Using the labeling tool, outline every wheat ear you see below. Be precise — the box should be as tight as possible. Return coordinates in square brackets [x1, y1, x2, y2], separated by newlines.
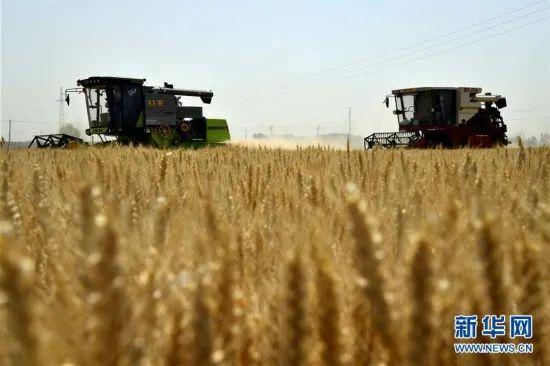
[0, 237, 38, 366]
[281, 250, 308, 366]
[84, 217, 127, 366]
[346, 183, 401, 365]
[409, 238, 435, 366]
[313, 248, 342, 366]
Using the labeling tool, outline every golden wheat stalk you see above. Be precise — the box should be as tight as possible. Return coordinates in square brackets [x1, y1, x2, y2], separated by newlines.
[0, 145, 547, 366]
[0, 237, 38, 366]
[346, 183, 401, 365]
[409, 238, 435, 366]
[521, 239, 549, 365]
[83, 217, 128, 366]
[192, 274, 214, 366]
[164, 304, 185, 366]
[281, 250, 308, 366]
[477, 216, 509, 315]
[351, 288, 372, 366]
[313, 247, 342, 366]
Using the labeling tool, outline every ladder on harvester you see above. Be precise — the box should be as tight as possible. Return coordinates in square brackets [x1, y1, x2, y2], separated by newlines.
[28, 134, 84, 148]
[364, 131, 422, 149]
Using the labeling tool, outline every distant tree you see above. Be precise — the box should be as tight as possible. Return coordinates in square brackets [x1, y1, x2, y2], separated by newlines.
[252, 133, 268, 139]
[525, 136, 538, 147]
[59, 123, 81, 138]
[512, 134, 550, 147]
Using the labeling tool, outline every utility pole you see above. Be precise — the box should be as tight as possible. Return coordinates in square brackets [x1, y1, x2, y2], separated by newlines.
[244, 129, 248, 141]
[269, 125, 274, 138]
[7, 119, 12, 151]
[347, 106, 352, 150]
[316, 124, 320, 137]
[56, 87, 65, 132]
[347, 106, 352, 138]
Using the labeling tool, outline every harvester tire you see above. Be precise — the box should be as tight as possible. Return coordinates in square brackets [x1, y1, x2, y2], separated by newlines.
[158, 124, 172, 138]
[180, 122, 191, 133]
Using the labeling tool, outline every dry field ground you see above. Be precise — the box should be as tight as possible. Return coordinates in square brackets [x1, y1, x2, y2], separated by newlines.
[0, 145, 549, 366]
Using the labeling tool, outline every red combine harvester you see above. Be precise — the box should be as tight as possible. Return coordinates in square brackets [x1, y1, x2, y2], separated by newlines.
[364, 87, 509, 149]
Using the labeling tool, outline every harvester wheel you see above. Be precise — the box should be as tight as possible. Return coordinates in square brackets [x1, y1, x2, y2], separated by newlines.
[180, 122, 191, 133]
[179, 122, 193, 141]
[158, 124, 172, 138]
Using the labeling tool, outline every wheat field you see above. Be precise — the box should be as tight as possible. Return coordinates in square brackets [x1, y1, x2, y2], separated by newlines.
[0, 145, 549, 366]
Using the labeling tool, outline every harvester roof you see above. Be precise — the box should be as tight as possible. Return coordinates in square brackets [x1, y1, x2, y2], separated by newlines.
[77, 76, 146, 88]
[391, 87, 481, 94]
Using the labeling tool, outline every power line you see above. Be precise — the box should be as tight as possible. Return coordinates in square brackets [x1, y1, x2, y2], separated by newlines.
[315, 7, 547, 84]
[261, 7, 549, 92]
[327, 16, 550, 84]
[232, 14, 549, 101]
[509, 116, 550, 120]
[1, 120, 55, 146]
[509, 109, 550, 112]
[250, 1, 548, 91]
[1, 119, 55, 124]
[253, 16, 549, 96]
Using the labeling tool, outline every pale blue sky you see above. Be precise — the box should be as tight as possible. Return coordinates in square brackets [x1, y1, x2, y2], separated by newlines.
[1, 0, 549, 141]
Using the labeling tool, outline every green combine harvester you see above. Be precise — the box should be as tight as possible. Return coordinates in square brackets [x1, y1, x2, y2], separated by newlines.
[61, 76, 230, 148]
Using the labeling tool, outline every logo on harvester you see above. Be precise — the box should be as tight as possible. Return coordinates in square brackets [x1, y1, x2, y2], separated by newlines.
[453, 315, 533, 354]
[147, 99, 165, 107]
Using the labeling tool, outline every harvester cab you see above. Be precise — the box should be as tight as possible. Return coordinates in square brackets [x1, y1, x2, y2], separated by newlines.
[66, 76, 230, 148]
[365, 87, 509, 149]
